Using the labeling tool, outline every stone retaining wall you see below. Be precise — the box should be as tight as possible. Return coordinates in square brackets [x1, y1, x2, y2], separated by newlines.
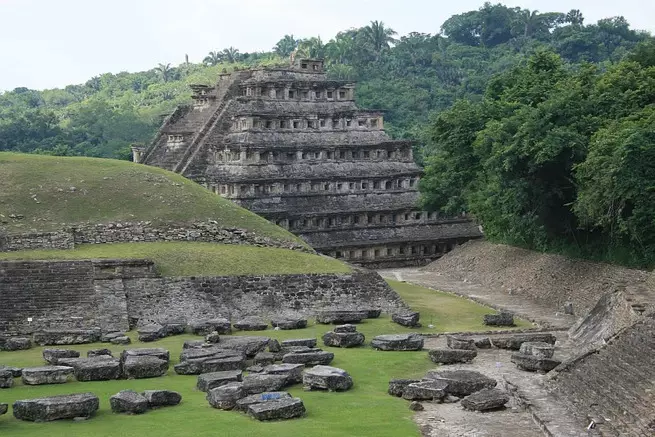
[0, 259, 405, 337]
[0, 221, 309, 253]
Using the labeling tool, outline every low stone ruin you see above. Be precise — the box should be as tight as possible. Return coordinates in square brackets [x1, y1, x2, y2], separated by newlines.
[388, 378, 421, 397]
[483, 312, 515, 327]
[43, 348, 80, 365]
[510, 338, 561, 372]
[519, 341, 555, 358]
[13, 393, 99, 422]
[428, 348, 477, 364]
[322, 324, 365, 348]
[270, 318, 307, 330]
[175, 346, 246, 375]
[281, 338, 317, 348]
[64, 357, 122, 381]
[402, 380, 448, 401]
[303, 365, 353, 391]
[21, 366, 74, 385]
[233, 316, 269, 331]
[33, 328, 101, 346]
[446, 335, 476, 350]
[197, 370, 243, 392]
[110, 389, 182, 414]
[121, 349, 169, 379]
[137, 324, 166, 342]
[142, 390, 182, 407]
[491, 333, 556, 350]
[0, 337, 31, 351]
[189, 318, 232, 335]
[371, 333, 424, 351]
[424, 370, 497, 397]
[282, 348, 334, 366]
[392, 311, 420, 327]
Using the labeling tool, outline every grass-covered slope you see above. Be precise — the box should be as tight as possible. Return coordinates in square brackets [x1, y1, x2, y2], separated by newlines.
[0, 152, 301, 244]
[0, 242, 351, 276]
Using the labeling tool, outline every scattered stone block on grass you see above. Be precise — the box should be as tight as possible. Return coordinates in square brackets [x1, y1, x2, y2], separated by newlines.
[401, 380, 448, 401]
[123, 356, 168, 379]
[205, 332, 221, 343]
[428, 348, 477, 364]
[491, 333, 556, 350]
[121, 348, 170, 364]
[270, 318, 307, 330]
[519, 342, 555, 358]
[334, 324, 357, 333]
[315, 310, 368, 324]
[409, 401, 424, 411]
[388, 378, 421, 397]
[4, 337, 32, 351]
[207, 382, 245, 410]
[110, 336, 131, 345]
[183, 340, 207, 349]
[483, 312, 515, 327]
[461, 388, 509, 411]
[137, 324, 166, 342]
[101, 332, 125, 343]
[175, 347, 245, 375]
[268, 339, 281, 352]
[87, 349, 113, 358]
[33, 328, 101, 346]
[13, 393, 99, 422]
[371, 334, 424, 351]
[162, 321, 186, 336]
[322, 331, 365, 348]
[247, 397, 305, 421]
[43, 349, 80, 365]
[236, 392, 291, 412]
[282, 349, 334, 366]
[303, 365, 353, 391]
[72, 357, 121, 381]
[197, 370, 243, 392]
[242, 373, 289, 394]
[253, 352, 276, 366]
[0, 369, 13, 388]
[143, 390, 182, 407]
[510, 354, 561, 372]
[262, 363, 305, 385]
[233, 316, 268, 331]
[281, 338, 317, 348]
[365, 308, 382, 319]
[217, 336, 270, 357]
[22, 366, 74, 385]
[392, 312, 420, 327]
[110, 390, 149, 414]
[424, 370, 497, 397]
[446, 335, 476, 350]
[188, 318, 231, 335]
[474, 337, 492, 349]
[0, 403, 7, 415]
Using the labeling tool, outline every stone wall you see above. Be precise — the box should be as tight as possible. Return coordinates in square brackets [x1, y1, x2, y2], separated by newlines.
[0, 259, 406, 337]
[0, 221, 309, 253]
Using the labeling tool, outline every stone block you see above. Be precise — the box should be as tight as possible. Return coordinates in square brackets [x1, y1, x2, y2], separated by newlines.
[333, 324, 357, 333]
[110, 336, 131, 345]
[270, 318, 307, 330]
[281, 338, 317, 348]
[33, 329, 101, 346]
[428, 348, 477, 364]
[253, 352, 276, 366]
[205, 332, 221, 343]
[322, 331, 365, 348]
[519, 342, 555, 358]
[242, 373, 289, 394]
[461, 388, 509, 411]
[121, 348, 170, 364]
[162, 322, 186, 336]
[233, 316, 268, 331]
[392, 312, 420, 327]
[87, 349, 113, 358]
[236, 392, 291, 412]
[491, 333, 556, 350]
[188, 318, 231, 335]
[0, 369, 13, 388]
[446, 335, 476, 350]
[282, 349, 334, 366]
[402, 380, 448, 401]
[123, 356, 168, 379]
[247, 397, 305, 421]
[0, 403, 7, 415]
[207, 382, 245, 410]
[137, 324, 165, 342]
[197, 370, 243, 392]
[4, 337, 31, 351]
[218, 336, 271, 357]
[13, 393, 99, 422]
[483, 312, 515, 326]
[315, 310, 368, 324]
[365, 308, 382, 319]
[303, 365, 353, 391]
[0, 366, 22, 377]
[142, 390, 182, 407]
[101, 332, 125, 342]
[371, 334, 424, 351]
[262, 363, 305, 385]
[474, 337, 492, 349]
[183, 340, 207, 349]
[43, 349, 80, 365]
[22, 366, 74, 385]
[510, 353, 561, 372]
[72, 358, 121, 381]
[268, 338, 281, 352]
[388, 378, 421, 397]
[424, 370, 497, 397]
[110, 390, 149, 414]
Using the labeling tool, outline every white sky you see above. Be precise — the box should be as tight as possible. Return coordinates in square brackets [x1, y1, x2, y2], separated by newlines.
[1, 0, 653, 91]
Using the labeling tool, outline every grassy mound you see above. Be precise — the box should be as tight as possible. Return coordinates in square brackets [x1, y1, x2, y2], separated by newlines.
[0, 242, 351, 276]
[0, 282, 528, 437]
[0, 152, 301, 244]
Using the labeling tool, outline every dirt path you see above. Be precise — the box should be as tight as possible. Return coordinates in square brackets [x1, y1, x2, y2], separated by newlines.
[379, 267, 577, 330]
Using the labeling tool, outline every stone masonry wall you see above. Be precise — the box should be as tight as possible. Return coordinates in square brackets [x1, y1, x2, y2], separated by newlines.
[0, 221, 309, 253]
[0, 259, 406, 337]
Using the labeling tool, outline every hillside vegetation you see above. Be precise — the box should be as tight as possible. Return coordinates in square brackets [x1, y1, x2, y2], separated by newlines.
[0, 242, 350, 276]
[0, 152, 302, 245]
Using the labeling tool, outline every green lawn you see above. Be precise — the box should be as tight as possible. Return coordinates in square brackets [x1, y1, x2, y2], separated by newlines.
[0, 242, 351, 276]
[0, 152, 303, 245]
[0, 282, 529, 436]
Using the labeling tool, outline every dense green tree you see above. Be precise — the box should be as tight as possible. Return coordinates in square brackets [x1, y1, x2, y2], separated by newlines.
[155, 63, 173, 82]
[274, 35, 298, 57]
[203, 51, 223, 66]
